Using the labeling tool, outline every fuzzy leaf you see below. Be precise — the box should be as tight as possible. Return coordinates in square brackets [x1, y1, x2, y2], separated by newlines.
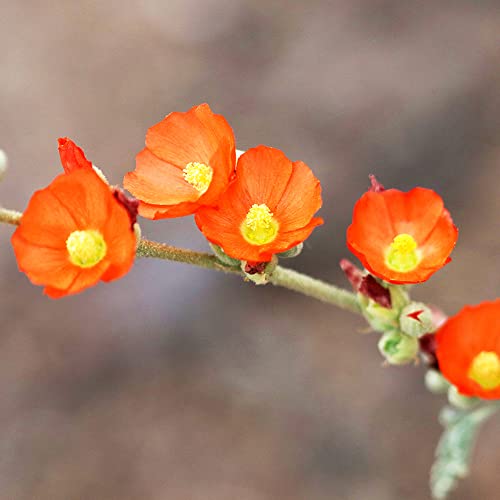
[431, 403, 500, 499]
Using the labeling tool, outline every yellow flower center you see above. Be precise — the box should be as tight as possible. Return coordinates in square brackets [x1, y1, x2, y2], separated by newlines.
[66, 230, 107, 268]
[183, 162, 213, 194]
[241, 204, 279, 246]
[385, 233, 420, 272]
[468, 351, 500, 390]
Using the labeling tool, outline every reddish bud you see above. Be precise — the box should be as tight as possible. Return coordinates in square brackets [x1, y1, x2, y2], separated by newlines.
[359, 275, 392, 308]
[368, 174, 385, 192]
[58, 137, 93, 173]
[340, 258, 364, 289]
[340, 259, 391, 308]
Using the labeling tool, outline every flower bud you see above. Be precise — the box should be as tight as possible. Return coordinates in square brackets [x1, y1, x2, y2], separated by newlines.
[378, 330, 419, 365]
[399, 302, 434, 338]
[360, 285, 410, 332]
[362, 297, 398, 331]
[425, 369, 450, 394]
[429, 304, 447, 329]
[0, 149, 7, 181]
[369, 174, 385, 192]
[389, 285, 411, 311]
[278, 243, 303, 259]
[340, 260, 391, 307]
[447, 385, 479, 410]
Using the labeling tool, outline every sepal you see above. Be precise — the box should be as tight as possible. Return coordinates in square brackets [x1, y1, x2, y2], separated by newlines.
[425, 370, 450, 395]
[447, 386, 479, 411]
[210, 244, 241, 267]
[278, 243, 303, 259]
[360, 285, 410, 332]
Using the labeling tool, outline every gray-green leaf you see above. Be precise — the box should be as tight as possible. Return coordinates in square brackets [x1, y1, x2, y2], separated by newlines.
[430, 402, 500, 499]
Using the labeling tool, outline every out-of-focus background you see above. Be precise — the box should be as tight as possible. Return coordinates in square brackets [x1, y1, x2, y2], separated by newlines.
[1, 1, 499, 499]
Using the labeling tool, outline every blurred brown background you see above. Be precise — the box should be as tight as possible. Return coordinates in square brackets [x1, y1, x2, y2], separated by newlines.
[1, 1, 499, 499]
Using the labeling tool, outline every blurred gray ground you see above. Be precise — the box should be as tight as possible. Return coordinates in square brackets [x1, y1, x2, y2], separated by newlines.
[0, 1, 499, 499]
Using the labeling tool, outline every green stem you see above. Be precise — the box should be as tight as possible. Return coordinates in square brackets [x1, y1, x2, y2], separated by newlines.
[270, 266, 361, 313]
[137, 239, 240, 275]
[136, 240, 361, 313]
[0, 206, 360, 314]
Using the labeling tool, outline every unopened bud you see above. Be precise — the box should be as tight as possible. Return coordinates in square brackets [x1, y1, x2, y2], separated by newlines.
[399, 302, 434, 338]
[429, 305, 448, 330]
[340, 260, 391, 308]
[0, 149, 7, 180]
[360, 285, 410, 332]
[389, 285, 410, 311]
[368, 174, 385, 192]
[447, 386, 478, 410]
[278, 243, 303, 259]
[425, 369, 450, 394]
[378, 331, 419, 365]
[362, 298, 399, 331]
[360, 275, 391, 307]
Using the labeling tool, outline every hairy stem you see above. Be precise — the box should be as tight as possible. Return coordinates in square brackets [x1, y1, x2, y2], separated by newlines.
[0, 207, 360, 314]
[137, 239, 240, 275]
[270, 266, 361, 313]
[0, 208, 21, 225]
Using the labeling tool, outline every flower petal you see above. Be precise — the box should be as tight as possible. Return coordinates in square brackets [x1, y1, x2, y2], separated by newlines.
[347, 187, 457, 284]
[274, 160, 322, 231]
[235, 146, 293, 211]
[13, 182, 77, 248]
[146, 103, 235, 170]
[124, 148, 199, 205]
[196, 146, 323, 262]
[44, 261, 110, 298]
[101, 197, 137, 281]
[11, 233, 78, 289]
[47, 169, 111, 230]
[436, 300, 500, 399]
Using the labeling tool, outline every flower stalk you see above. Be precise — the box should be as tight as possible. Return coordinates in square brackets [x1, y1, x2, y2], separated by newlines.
[0, 206, 360, 314]
[0, 208, 21, 226]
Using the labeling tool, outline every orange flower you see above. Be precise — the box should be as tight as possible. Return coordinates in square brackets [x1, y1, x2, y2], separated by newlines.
[195, 145, 323, 262]
[346, 186, 458, 284]
[58, 137, 93, 173]
[436, 300, 500, 400]
[12, 169, 136, 298]
[123, 103, 236, 219]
